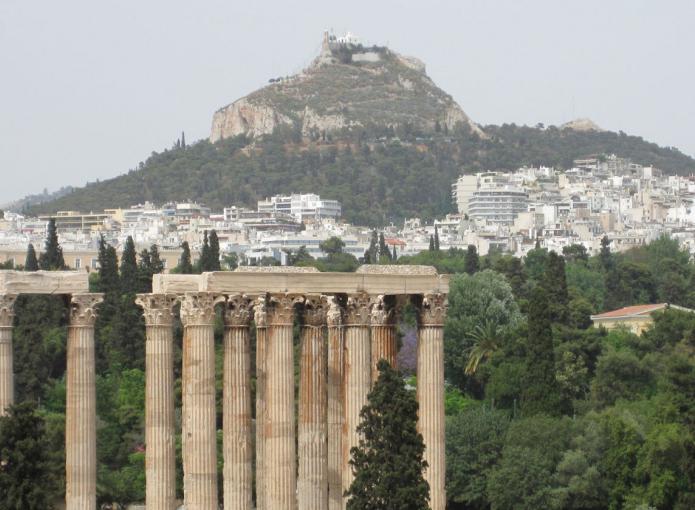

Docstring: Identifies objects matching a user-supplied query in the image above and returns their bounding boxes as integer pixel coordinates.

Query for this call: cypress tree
[149,244,165,274]
[365,230,378,263]
[181,131,186,149]
[521,287,560,416]
[346,360,430,510]
[120,236,138,294]
[542,251,569,324]
[428,235,435,252]
[24,244,38,271]
[199,231,211,271]
[464,245,479,274]
[177,241,194,274]
[38,218,65,270]
[378,232,391,262]
[208,230,221,271]
[434,225,440,252]
[392,245,398,261]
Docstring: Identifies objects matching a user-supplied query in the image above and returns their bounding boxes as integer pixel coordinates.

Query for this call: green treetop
[464,245,479,275]
[38,218,65,270]
[119,236,138,294]
[176,241,195,274]
[24,244,39,271]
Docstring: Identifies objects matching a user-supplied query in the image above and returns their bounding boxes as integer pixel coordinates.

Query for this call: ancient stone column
[65,293,103,510]
[265,293,302,510]
[254,295,268,510]
[326,296,344,510]
[0,294,17,416]
[370,294,397,382]
[222,294,254,510]
[417,293,447,510]
[298,296,328,510]
[136,293,178,510]
[342,292,372,507]
[180,292,222,510]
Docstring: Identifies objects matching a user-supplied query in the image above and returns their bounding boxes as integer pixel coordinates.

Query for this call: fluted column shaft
[180,292,222,510]
[417,294,447,510]
[136,294,178,510]
[326,297,344,510]
[66,293,103,510]
[370,295,397,382]
[342,293,372,508]
[254,297,268,510]
[298,296,328,510]
[0,295,17,416]
[266,294,301,510]
[222,295,254,510]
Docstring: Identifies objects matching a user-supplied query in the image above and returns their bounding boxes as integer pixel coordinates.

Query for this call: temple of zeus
[0,265,449,510]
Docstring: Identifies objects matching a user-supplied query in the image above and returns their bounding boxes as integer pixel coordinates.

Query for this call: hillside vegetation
[30,125,695,224]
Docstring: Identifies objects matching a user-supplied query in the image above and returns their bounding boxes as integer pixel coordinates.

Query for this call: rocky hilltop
[210,32,484,142]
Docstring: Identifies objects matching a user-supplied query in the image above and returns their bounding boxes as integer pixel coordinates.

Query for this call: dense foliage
[29,124,695,225]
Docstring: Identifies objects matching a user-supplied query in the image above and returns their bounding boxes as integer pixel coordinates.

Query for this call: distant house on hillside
[591,303,694,335]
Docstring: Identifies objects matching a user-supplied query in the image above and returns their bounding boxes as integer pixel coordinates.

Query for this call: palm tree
[464,320,502,375]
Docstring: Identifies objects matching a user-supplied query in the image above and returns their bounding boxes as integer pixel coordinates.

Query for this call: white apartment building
[257,194,342,222]
[468,187,529,224]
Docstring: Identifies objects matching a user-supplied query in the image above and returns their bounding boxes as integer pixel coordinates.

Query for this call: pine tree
[464,245,479,275]
[0,402,60,508]
[346,360,430,510]
[208,230,221,271]
[38,218,65,270]
[177,241,194,274]
[521,287,560,416]
[24,244,39,271]
[120,236,138,294]
[434,225,440,252]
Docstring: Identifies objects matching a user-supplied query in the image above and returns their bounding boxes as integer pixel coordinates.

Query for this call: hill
[210,32,483,142]
[29,124,695,226]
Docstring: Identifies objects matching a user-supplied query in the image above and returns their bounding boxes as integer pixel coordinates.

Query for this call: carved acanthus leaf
[345,292,372,326]
[224,294,253,327]
[303,295,328,327]
[69,293,104,327]
[0,294,17,327]
[135,293,178,326]
[420,293,448,326]
[180,292,224,326]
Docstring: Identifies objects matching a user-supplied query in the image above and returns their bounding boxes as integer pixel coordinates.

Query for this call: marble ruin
[0,266,449,510]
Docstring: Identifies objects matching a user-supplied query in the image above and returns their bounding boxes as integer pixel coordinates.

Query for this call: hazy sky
[2,0,694,204]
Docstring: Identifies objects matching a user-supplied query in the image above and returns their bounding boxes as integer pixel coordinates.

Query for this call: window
[74,258,81,269]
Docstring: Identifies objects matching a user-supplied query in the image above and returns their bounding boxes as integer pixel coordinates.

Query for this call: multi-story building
[468,186,528,224]
[257,194,341,222]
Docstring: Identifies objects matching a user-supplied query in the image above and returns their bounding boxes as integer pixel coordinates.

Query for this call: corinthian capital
[326,295,343,327]
[419,293,448,327]
[180,292,224,327]
[69,293,104,327]
[254,295,268,328]
[224,294,253,327]
[303,295,328,327]
[370,294,395,326]
[268,293,303,325]
[135,293,178,326]
[0,294,17,327]
[345,292,372,326]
